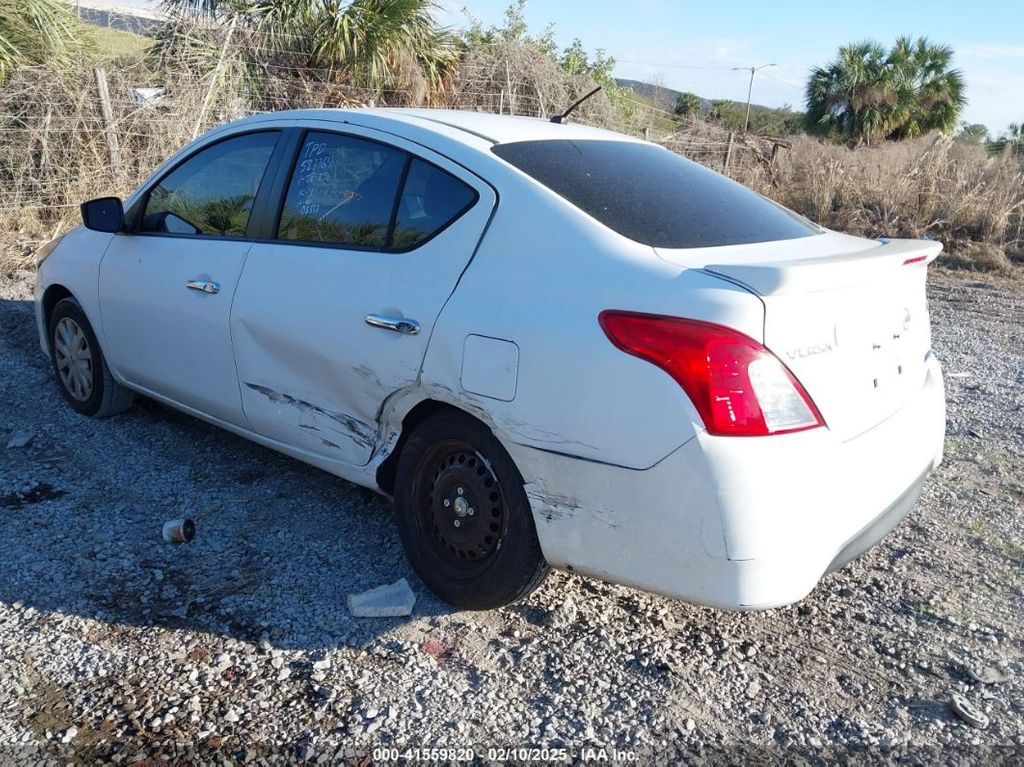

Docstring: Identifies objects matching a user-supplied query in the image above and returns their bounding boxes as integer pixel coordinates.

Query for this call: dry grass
[738,135,1024,252]
[1,51,1022,280]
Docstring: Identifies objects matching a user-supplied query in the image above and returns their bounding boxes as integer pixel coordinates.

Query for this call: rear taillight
[599,311,825,437]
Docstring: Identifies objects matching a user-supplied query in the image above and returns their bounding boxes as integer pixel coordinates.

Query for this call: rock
[968,666,1011,685]
[61,726,77,744]
[312,658,331,671]
[685,718,696,732]
[347,579,416,618]
[5,432,34,449]
[746,681,761,698]
[224,709,240,723]
[950,694,989,729]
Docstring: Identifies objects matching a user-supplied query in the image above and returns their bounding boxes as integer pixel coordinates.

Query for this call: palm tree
[993,121,1023,156]
[805,37,966,145]
[0,0,80,84]
[674,92,702,118]
[885,36,966,139]
[805,41,891,145]
[160,0,460,100]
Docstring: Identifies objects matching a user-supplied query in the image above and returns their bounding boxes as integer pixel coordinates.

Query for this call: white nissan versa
[34,108,946,610]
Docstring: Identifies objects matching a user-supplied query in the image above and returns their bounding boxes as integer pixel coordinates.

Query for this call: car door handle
[186,279,220,295]
[365,314,420,335]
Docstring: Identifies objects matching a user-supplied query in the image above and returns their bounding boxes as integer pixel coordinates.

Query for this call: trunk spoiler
[703,239,943,296]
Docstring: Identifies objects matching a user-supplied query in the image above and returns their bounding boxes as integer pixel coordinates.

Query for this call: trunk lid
[657,234,942,441]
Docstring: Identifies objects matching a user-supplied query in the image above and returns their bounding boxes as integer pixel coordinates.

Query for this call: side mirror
[81,197,124,233]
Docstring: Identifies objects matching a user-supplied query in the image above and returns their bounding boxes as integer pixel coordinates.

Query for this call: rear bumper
[509,352,945,610]
[826,467,927,575]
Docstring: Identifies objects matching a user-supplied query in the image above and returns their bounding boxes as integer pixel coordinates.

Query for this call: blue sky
[434,0,1023,133]
[94,0,1024,132]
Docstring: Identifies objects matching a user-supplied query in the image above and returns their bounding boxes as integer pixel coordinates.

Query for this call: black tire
[48,297,134,418]
[394,410,549,609]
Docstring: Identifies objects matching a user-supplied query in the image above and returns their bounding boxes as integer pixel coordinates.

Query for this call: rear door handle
[365,314,420,335]
[186,279,220,295]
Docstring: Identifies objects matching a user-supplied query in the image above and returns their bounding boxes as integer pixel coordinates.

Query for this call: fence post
[193,16,237,140]
[505,59,515,115]
[93,67,121,169]
[723,131,734,172]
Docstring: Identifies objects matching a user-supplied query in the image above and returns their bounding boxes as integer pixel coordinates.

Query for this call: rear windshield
[491,139,819,249]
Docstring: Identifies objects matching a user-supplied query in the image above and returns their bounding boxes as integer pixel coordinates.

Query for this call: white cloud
[957,43,1024,61]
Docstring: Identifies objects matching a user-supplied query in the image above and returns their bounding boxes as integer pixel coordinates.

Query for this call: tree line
[1,0,1020,152]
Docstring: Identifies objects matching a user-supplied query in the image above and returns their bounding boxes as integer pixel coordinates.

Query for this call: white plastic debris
[968,666,1011,685]
[132,87,165,106]
[5,432,34,449]
[347,578,416,617]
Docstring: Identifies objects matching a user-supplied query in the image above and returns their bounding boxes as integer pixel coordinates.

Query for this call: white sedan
[34,109,946,610]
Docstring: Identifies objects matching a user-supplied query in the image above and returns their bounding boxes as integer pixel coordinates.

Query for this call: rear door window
[391,159,478,250]
[277,132,406,249]
[492,139,819,248]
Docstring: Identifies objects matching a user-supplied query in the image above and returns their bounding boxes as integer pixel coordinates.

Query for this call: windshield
[492,139,819,249]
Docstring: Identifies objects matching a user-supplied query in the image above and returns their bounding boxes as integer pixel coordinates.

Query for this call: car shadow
[0,296,455,652]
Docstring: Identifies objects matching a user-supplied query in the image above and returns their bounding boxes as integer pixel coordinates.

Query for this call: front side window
[140,131,279,237]
[391,159,477,250]
[277,132,406,248]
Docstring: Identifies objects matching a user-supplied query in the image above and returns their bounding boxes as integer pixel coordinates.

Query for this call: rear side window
[141,131,279,237]
[278,132,406,248]
[391,159,477,249]
[492,139,819,248]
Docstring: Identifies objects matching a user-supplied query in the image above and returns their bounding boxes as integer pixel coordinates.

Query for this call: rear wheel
[49,297,133,418]
[394,411,549,609]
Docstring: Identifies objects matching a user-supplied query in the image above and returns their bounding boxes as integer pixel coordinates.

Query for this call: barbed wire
[2,47,1019,254]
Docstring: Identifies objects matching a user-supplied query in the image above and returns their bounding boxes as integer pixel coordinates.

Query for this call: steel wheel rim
[53,317,94,402]
[414,440,508,577]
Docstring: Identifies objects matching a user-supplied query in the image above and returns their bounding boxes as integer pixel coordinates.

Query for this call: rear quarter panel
[419,165,766,470]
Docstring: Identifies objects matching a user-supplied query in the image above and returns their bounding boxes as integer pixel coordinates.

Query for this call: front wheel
[394,411,549,609]
[48,297,133,418]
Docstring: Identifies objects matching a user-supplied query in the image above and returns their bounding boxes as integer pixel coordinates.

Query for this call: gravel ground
[1,267,1022,763]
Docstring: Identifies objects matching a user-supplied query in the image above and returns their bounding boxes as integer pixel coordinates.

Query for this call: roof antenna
[550,86,602,124]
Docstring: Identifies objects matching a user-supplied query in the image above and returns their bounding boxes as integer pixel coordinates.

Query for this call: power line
[759,70,804,92]
[616,60,742,71]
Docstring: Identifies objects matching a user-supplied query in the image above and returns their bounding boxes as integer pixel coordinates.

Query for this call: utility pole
[732,63,775,133]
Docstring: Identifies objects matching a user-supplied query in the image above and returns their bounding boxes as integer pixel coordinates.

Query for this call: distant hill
[615,78,777,117]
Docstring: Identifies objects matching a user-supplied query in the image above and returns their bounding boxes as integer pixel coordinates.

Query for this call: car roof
[235,107,643,148]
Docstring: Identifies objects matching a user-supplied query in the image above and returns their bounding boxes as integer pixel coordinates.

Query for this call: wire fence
[0,64,780,243]
[1,34,1021,270]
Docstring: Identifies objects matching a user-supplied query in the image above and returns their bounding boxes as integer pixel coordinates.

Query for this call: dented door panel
[231,126,496,466]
